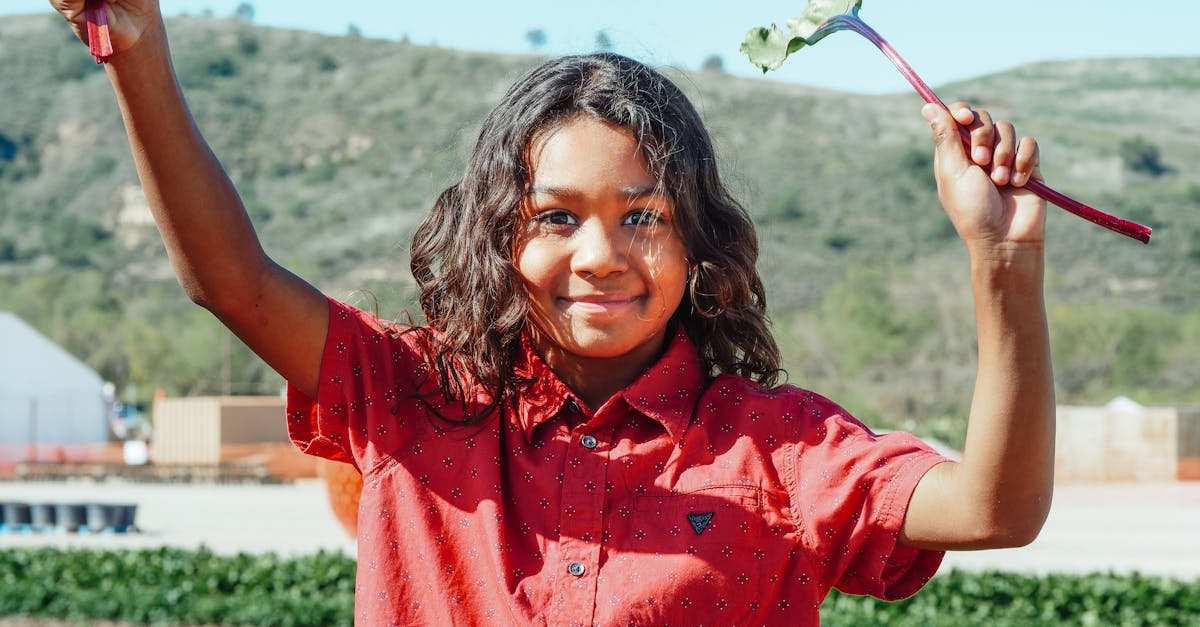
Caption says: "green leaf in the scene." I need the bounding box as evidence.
[740,0,862,72]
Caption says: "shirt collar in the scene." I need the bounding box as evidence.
[512,326,706,444]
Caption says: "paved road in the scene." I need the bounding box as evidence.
[0,480,356,557]
[941,481,1200,579]
[3,480,1198,580]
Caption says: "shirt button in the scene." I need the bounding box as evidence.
[580,435,599,450]
[567,561,587,577]
[566,399,581,414]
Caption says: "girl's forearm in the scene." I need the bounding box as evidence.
[105,20,270,311]
[901,246,1055,551]
[958,245,1056,545]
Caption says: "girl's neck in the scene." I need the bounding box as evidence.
[534,334,670,411]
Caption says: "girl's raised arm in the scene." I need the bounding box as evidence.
[53,0,328,397]
[898,102,1056,550]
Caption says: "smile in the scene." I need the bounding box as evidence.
[560,296,640,314]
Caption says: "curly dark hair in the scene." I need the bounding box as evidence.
[409,53,780,422]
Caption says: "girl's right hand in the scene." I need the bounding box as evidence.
[50,0,162,58]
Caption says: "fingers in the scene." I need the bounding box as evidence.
[990,120,1015,185]
[928,102,1041,188]
[951,103,993,167]
[49,1,86,20]
[49,0,89,42]
[1012,137,1040,187]
[997,129,1040,188]
[921,103,971,174]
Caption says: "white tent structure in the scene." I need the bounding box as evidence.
[0,312,108,461]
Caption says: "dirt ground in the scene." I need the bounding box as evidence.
[2,479,1198,580]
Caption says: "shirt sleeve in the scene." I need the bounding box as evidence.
[285,297,433,471]
[791,394,949,601]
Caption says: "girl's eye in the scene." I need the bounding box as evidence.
[624,209,663,226]
[535,210,577,226]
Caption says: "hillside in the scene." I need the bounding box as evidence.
[1,13,1197,443]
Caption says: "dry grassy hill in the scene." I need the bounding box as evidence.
[2,13,1197,444]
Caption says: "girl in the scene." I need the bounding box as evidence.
[54,1,1054,625]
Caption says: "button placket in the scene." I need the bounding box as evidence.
[552,424,611,625]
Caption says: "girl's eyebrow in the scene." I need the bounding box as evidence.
[526,184,660,200]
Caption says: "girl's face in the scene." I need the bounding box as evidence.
[516,117,689,373]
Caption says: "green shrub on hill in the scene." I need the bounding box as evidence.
[0,13,1196,418]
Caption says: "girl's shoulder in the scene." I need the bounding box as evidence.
[328,297,440,344]
[320,297,453,384]
[697,373,894,445]
[696,374,943,471]
[702,373,850,421]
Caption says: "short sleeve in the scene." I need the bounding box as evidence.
[791,395,949,601]
[285,297,431,471]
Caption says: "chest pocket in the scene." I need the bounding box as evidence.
[600,485,771,622]
[630,485,764,551]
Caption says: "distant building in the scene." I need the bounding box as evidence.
[0,312,110,472]
[1056,397,1200,482]
[151,395,289,465]
[151,395,318,480]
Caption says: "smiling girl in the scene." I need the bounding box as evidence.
[54,1,1054,625]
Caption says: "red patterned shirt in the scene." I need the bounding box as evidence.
[287,298,948,626]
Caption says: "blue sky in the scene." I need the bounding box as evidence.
[4,1,1198,93]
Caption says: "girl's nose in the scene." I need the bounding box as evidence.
[570,222,628,278]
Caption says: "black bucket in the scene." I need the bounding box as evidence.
[30,503,58,531]
[112,504,138,533]
[2,502,32,531]
[85,503,112,532]
[55,503,88,532]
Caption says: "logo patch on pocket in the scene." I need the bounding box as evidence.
[686,511,714,535]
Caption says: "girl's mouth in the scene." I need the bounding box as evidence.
[560,295,639,314]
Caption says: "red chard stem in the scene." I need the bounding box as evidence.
[85,0,114,64]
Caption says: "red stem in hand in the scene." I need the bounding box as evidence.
[818,14,1152,244]
[85,0,114,64]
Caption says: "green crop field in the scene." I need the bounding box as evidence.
[2,547,1198,626]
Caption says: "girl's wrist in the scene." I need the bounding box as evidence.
[103,17,169,74]
[966,239,1043,267]
[967,240,1045,287]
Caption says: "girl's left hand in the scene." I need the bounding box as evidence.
[922,102,1046,253]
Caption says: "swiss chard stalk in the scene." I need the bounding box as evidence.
[741,0,1153,244]
[85,0,114,64]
